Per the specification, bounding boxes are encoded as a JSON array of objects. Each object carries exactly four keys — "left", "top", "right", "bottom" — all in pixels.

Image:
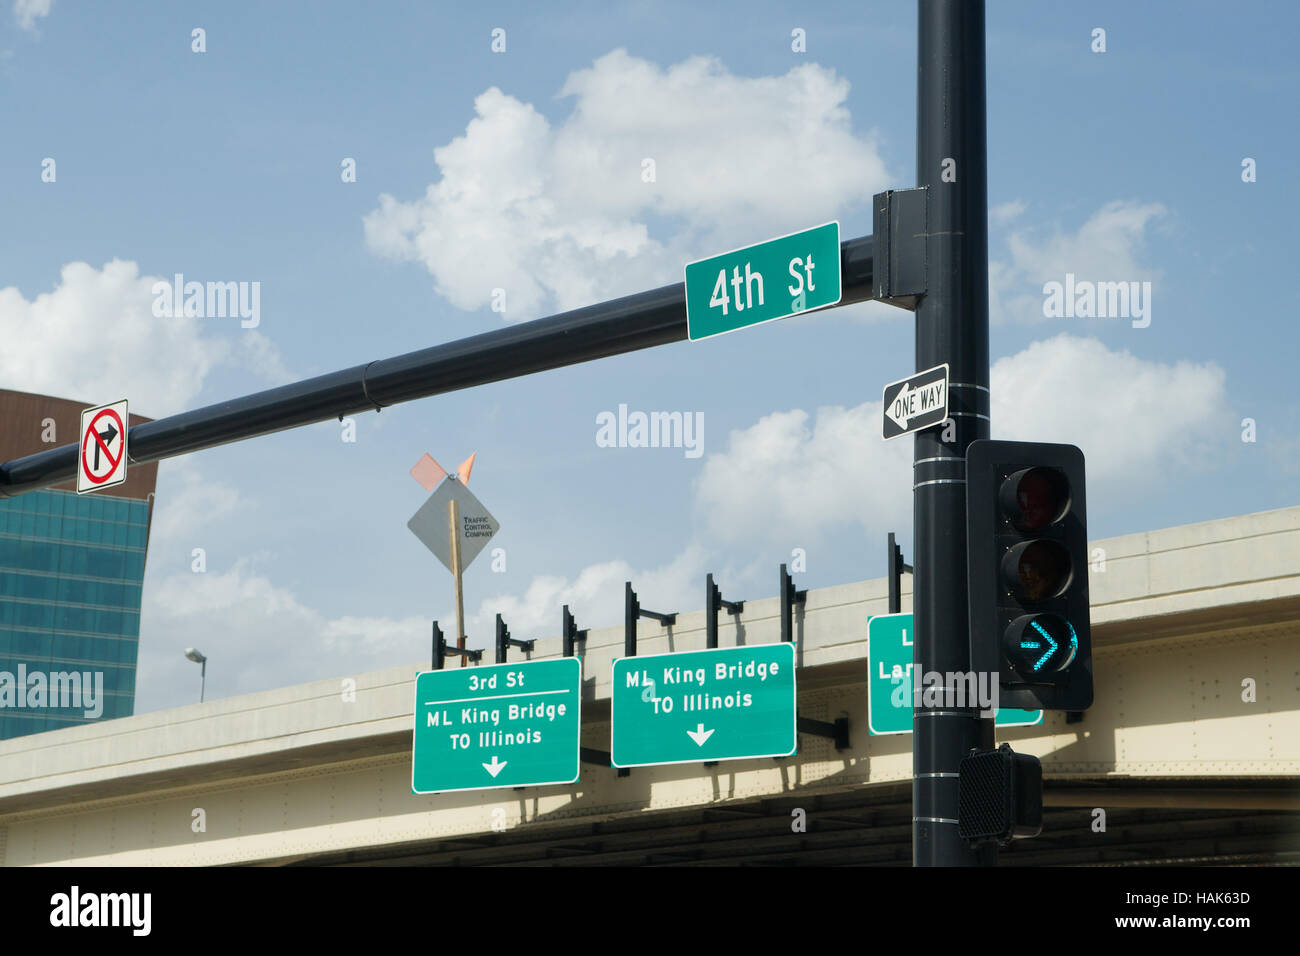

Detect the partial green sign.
[
  {"left": 867, "top": 613, "right": 1042, "bottom": 735},
  {"left": 685, "top": 222, "right": 842, "bottom": 340},
  {"left": 611, "top": 643, "right": 797, "bottom": 767},
  {"left": 412, "top": 657, "right": 581, "bottom": 793}
]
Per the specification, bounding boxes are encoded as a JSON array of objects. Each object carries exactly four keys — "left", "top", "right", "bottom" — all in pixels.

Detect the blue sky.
[{"left": 2, "top": 1, "right": 1296, "bottom": 711}]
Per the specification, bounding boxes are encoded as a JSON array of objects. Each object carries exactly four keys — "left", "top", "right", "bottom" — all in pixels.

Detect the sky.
[{"left": 1, "top": 1, "right": 1296, "bottom": 712}]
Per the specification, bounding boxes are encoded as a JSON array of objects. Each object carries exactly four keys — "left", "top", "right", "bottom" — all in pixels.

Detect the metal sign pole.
[{"left": 448, "top": 496, "right": 467, "bottom": 667}]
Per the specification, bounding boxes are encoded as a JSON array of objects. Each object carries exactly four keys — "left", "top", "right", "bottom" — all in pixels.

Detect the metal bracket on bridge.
[
  {"left": 561, "top": 604, "right": 588, "bottom": 658},
  {"left": 887, "top": 531, "right": 914, "bottom": 615},
  {"left": 625, "top": 581, "right": 676, "bottom": 657},
  {"left": 705, "top": 573, "right": 743, "bottom": 649},
  {"left": 779, "top": 563, "right": 807, "bottom": 643},
  {"left": 618, "top": 579, "right": 677, "bottom": 775},
  {"left": 494, "top": 613, "right": 535, "bottom": 663},
  {"left": 797, "top": 714, "right": 851, "bottom": 752},
  {"left": 580, "top": 747, "right": 629, "bottom": 777},
  {"left": 431, "top": 620, "right": 483, "bottom": 670},
  {"left": 560, "top": 605, "right": 628, "bottom": 776}
]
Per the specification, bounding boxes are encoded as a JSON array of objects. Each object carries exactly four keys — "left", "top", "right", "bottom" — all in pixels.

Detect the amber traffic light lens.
[{"left": 1002, "top": 539, "right": 1073, "bottom": 602}]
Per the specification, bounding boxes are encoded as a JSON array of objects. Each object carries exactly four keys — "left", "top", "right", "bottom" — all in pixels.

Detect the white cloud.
[
  {"left": 0, "top": 259, "right": 288, "bottom": 418},
  {"left": 14, "top": 0, "right": 51, "bottom": 31},
  {"left": 137, "top": 558, "right": 383, "bottom": 711},
  {"left": 990, "top": 333, "right": 1232, "bottom": 481},
  {"left": 694, "top": 403, "right": 912, "bottom": 552},
  {"left": 693, "top": 335, "right": 1231, "bottom": 552},
  {"left": 322, "top": 614, "right": 432, "bottom": 658},
  {"left": 137, "top": 463, "right": 416, "bottom": 709},
  {"left": 365, "top": 49, "right": 891, "bottom": 321},
  {"left": 236, "top": 327, "right": 294, "bottom": 386},
  {"left": 470, "top": 544, "right": 707, "bottom": 641},
  {"left": 990, "top": 200, "right": 1166, "bottom": 324},
  {"left": 991, "top": 199, "right": 1026, "bottom": 223},
  {"left": 149, "top": 464, "right": 247, "bottom": 543}
]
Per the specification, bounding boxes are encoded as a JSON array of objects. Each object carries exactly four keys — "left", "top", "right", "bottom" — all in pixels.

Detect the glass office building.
[{"left": 0, "top": 389, "right": 157, "bottom": 740}]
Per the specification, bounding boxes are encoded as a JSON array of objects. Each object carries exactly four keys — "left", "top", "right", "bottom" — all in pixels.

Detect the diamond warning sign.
[{"left": 78, "top": 400, "right": 129, "bottom": 494}]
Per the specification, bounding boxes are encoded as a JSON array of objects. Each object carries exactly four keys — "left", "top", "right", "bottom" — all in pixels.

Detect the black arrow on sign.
[{"left": 93, "top": 422, "right": 118, "bottom": 471}]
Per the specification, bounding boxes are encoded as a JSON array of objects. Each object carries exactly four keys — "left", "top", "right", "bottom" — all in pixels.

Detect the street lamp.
[{"left": 184, "top": 647, "right": 207, "bottom": 703}]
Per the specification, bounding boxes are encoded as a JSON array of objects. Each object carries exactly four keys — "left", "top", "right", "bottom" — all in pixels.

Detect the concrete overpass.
[{"left": 1, "top": 505, "right": 1299, "bottom": 866}]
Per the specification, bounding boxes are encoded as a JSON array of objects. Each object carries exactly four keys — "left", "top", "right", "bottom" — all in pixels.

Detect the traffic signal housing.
[{"left": 966, "top": 440, "right": 1092, "bottom": 710}]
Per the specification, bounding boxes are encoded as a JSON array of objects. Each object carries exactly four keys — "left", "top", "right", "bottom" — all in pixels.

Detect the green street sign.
[
  {"left": 611, "top": 643, "right": 797, "bottom": 767},
  {"left": 867, "top": 613, "right": 1042, "bottom": 735},
  {"left": 412, "top": 657, "right": 581, "bottom": 794},
  {"left": 685, "top": 222, "right": 842, "bottom": 341}
]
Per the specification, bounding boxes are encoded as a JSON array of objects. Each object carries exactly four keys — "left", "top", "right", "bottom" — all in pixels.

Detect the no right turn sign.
[{"left": 78, "top": 400, "right": 129, "bottom": 494}]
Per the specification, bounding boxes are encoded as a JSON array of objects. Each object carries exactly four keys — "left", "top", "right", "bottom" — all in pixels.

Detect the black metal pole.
[
  {"left": 624, "top": 582, "right": 637, "bottom": 658},
  {"left": 912, "top": 0, "right": 994, "bottom": 867},
  {"left": 705, "top": 573, "right": 718, "bottom": 649},
  {"left": 888, "top": 532, "right": 901, "bottom": 615},
  {"left": 0, "top": 238, "right": 874, "bottom": 499},
  {"left": 888, "top": 533, "right": 913, "bottom": 615},
  {"left": 432, "top": 620, "right": 445, "bottom": 670},
  {"left": 493, "top": 614, "right": 533, "bottom": 663},
  {"left": 561, "top": 605, "right": 587, "bottom": 657}
]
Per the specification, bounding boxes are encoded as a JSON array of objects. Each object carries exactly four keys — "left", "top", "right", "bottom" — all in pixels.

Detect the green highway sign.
[
  {"left": 867, "top": 613, "right": 1042, "bottom": 735},
  {"left": 685, "top": 222, "right": 842, "bottom": 341},
  {"left": 611, "top": 643, "right": 797, "bottom": 767},
  {"left": 412, "top": 657, "right": 581, "bottom": 794}
]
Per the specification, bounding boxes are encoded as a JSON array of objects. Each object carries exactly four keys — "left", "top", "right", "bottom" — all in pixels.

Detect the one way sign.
[
  {"left": 882, "top": 364, "right": 949, "bottom": 440},
  {"left": 78, "top": 399, "right": 129, "bottom": 494}
]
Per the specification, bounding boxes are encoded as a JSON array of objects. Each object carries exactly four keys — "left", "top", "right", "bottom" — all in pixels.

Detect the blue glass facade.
[{"left": 0, "top": 489, "right": 149, "bottom": 739}]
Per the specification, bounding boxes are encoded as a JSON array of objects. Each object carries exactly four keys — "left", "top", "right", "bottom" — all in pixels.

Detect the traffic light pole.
[{"left": 912, "top": 0, "right": 995, "bottom": 866}]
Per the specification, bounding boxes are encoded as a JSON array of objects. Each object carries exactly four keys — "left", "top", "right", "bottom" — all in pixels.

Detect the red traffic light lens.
[
  {"left": 1001, "top": 467, "right": 1070, "bottom": 531},
  {"left": 1002, "top": 539, "right": 1073, "bottom": 602}
]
